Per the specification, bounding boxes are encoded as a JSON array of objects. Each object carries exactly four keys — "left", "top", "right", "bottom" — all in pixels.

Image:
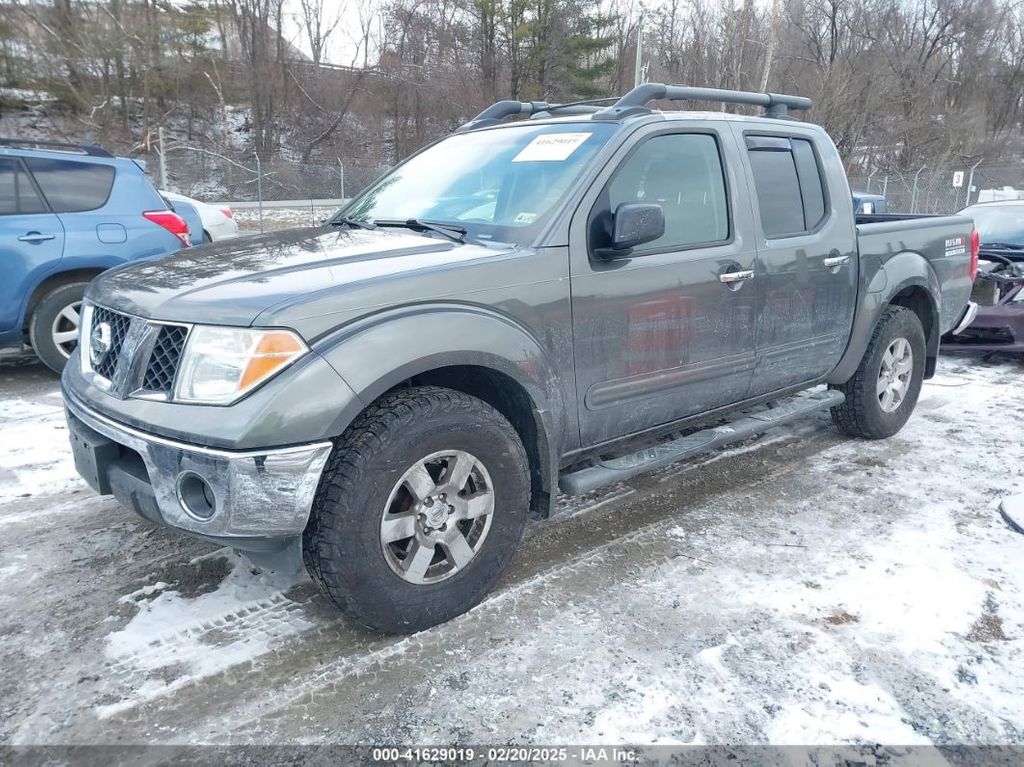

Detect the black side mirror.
[{"left": 594, "top": 203, "right": 665, "bottom": 259}]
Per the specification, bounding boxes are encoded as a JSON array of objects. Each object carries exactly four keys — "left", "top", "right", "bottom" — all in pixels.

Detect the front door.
[
  {"left": 569, "top": 125, "right": 759, "bottom": 448},
  {"left": 0, "top": 157, "right": 65, "bottom": 332},
  {"left": 733, "top": 129, "right": 857, "bottom": 394}
]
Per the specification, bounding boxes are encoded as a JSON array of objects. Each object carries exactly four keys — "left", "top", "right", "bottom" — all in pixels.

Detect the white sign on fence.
[{"left": 952, "top": 171, "right": 965, "bottom": 188}]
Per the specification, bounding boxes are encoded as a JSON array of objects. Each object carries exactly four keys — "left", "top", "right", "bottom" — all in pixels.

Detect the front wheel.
[
  {"left": 830, "top": 305, "right": 926, "bottom": 439},
  {"left": 303, "top": 386, "right": 530, "bottom": 634},
  {"left": 28, "top": 282, "right": 88, "bottom": 374}
]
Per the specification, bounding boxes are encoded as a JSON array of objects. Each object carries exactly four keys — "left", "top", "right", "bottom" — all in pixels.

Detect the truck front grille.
[
  {"left": 90, "top": 306, "right": 132, "bottom": 381},
  {"left": 85, "top": 304, "right": 190, "bottom": 398},
  {"left": 142, "top": 325, "right": 189, "bottom": 393}
]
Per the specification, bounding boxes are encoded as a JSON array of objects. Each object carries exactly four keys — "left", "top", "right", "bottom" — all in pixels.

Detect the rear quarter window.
[
  {"left": 791, "top": 139, "right": 826, "bottom": 228},
  {"left": 23, "top": 158, "right": 116, "bottom": 213}
]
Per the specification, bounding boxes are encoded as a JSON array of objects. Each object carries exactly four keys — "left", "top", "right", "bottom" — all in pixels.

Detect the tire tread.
[
  {"left": 829, "top": 305, "right": 922, "bottom": 439},
  {"left": 302, "top": 385, "right": 527, "bottom": 632}
]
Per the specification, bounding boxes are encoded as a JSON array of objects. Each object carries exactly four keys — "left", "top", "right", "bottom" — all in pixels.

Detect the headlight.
[{"left": 174, "top": 326, "right": 308, "bottom": 404}]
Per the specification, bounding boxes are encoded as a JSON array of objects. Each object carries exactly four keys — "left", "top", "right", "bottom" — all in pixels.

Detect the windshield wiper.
[
  {"left": 329, "top": 216, "right": 377, "bottom": 230},
  {"left": 980, "top": 241, "right": 1024, "bottom": 251},
  {"left": 373, "top": 218, "right": 468, "bottom": 243}
]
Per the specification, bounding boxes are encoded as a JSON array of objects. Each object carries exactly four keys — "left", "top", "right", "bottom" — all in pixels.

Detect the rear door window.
[
  {"left": 0, "top": 157, "right": 49, "bottom": 215},
  {"left": 746, "top": 135, "right": 828, "bottom": 237},
  {"left": 23, "top": 158, "right": 115, "bottom": 213}
]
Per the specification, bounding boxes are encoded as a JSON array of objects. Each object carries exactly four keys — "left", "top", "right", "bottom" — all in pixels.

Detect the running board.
[{"left": 558, "top": 389, "right": 845, "bottom": 495}]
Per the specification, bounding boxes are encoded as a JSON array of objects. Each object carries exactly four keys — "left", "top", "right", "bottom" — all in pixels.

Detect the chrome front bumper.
[{"left": 64, "top": 388, "right": 332, "bottom": 546}]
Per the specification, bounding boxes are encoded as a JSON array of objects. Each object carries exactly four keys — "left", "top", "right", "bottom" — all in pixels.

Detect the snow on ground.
[
  {"left": 0, "top": 360, "right": 82, "bottom": 503},
  {"left": 98, "top": 551, "right": 311, "bottom": 719},
  {"left": 0, "top": 351, "right": 1022, "bottom": 747},
  {"left": 233, "top": 205, "right": 337, "bottom": 233}
]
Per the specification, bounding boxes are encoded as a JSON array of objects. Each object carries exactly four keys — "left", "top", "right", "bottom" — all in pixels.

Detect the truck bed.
[{"left": 855, "top": 213, "right": 975, "bottom": 336}]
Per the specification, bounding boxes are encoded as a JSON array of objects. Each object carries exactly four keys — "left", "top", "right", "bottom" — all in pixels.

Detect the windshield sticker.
[
  {"left": 514, "top": 212, "right": 538, "bottom": 224},
  {"left": 512, "top": 133, "right": 592, "bottom": 162}
]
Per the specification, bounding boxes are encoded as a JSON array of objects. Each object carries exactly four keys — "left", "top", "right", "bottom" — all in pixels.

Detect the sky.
[{"left": 279, "top": 0, "right": 382, "bottom": 67}]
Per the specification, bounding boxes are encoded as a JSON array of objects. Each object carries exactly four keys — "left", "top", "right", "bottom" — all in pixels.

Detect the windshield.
[
  {"left": 961, "top": 204, "right": 1024, "bottom": 248},
  {"left": 336, "top": 122, "right": 617, "bottom": 245}
]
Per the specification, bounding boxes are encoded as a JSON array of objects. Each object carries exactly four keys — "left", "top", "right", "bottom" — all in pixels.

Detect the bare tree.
[{"left": 296, "top": 0, "right": 342, "bottom": 67}]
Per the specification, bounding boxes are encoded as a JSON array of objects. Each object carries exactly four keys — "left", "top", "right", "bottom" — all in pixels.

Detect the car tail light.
[
  {"left": 143, "top": 210, "right": 192, "bottom": 247},
  {"left": 220, "top": 207, "right": 234, "bottom": 219},
  {"left": 969, "top": 228, "right": 980, "bottom": 281}
]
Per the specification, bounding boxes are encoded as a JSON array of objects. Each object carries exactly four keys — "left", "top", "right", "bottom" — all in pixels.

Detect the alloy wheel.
[
  {"left": 51, "top": 301, "right": 82, "bottom": 359},
  {"left": 379, "top": 449, "right": 495, "bottom": 584},
  {"left": 877, "top": 336, "right": 913, "bottom": 413}
]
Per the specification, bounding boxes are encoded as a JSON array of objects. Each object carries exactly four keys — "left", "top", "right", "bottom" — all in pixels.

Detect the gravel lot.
[{"left": 1, "top": 350, "right": 1022, "bottom": 747}]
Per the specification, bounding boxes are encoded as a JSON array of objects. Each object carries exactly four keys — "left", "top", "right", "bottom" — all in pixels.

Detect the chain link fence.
[
  {"left": 147, "top": 145, "right": 1024, "bottom": 232},
  {"left": 847, "top": 164, "right": 1024, "bottom": 215},
  {"left": 147, "top": 147, "right": 391, "bottom": 232}
]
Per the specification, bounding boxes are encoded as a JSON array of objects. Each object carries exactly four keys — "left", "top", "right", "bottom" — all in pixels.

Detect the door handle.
[
  {"left": 823, "top": 254, "right": 851, "bottom": 270},
  {"left": 719, "top": 269, "right": 755, "bottom": 284},
  {"left": 18, "top": 232, "right": 56, "bottom": 243}
]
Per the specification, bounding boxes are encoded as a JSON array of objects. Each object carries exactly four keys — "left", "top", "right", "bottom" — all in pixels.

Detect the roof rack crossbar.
[
  {"left": 458, "top": 96, "right": 620, "bottom": 131},
  {"left": 0, "top": 137, "right": 113, "bottom": 157},
  {"left": 595, "top": 83, "right": 812, "bottom": 120},
  {"left": 530, "top": 105, "right": 606, "bottom": 119}
]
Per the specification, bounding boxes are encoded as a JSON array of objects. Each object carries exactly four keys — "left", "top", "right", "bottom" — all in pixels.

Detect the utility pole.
[
  {"left": 157, "top": 126, "right": 167, "bottom": 190},
  {"left": 633, "top": 12, "right": 645, "bottom": 88}
]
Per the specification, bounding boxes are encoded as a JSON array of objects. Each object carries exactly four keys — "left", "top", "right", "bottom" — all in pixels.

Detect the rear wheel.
[
  {"left": 28, "top": 282, "right": 88, "bottom": 374},
  {"left": 830, "top": 305, "right": 926, "bottom": 439},
  {"left": 303, "top": 386, "right": 530, "bottom": 634}
]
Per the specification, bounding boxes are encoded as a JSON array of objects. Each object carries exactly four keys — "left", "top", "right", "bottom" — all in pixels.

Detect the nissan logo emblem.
[{"left": 90, "top": 321, "right": 113, "bottom": 366}]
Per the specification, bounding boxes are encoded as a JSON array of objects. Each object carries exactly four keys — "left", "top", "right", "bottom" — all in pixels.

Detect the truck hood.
[{"left": 88, "top": 226, "right": 514, "bottom": 328}]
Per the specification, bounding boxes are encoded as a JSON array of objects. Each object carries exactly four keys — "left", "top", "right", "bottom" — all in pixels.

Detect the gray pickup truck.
[{"left": 62, "top": 84, "right": 978, "bottom": 634}]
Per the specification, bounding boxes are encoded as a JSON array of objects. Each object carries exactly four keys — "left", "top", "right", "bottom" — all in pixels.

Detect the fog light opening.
[{"left": 177, "top": 472, "right": 216, "bottom": 520}]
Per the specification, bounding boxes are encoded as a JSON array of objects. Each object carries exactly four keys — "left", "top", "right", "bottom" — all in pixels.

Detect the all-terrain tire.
[
  {"left": 302, "top": 386, "right": 530, "bottom": 634},
  {"left": 28, "top": 282, "right": 88, "bottom": 374},
  {"left": 830, "top": 305, "right": 926, "bottom": 439}
]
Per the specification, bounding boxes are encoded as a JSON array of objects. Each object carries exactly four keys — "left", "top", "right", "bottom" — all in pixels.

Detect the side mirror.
[{"left": 595, "top": 203, "right": 665, "bottom": 259}]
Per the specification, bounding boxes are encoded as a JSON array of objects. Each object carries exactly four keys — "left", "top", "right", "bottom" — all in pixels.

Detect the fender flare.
[
  {"left": 312, "top": 302, "right": 568, "bottom": 504},
  {"left": 828, "top": 251, "right": 941, "bottom": 384}
]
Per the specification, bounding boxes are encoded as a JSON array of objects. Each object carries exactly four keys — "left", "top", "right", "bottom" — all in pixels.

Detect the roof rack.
[
  {"left": 0, "top": 137, "right": 113, "bottom": 157},
  {"left": 458, "top": 97, "right": 620, "bottom": 131},
  {"left": 459, "top": 85, "right": 811, "bottom": 132},
  {"left": 594, "top": 83, "right": 812, "bottom": 120}
]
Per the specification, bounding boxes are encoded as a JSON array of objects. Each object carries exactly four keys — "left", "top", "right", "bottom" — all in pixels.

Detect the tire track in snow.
[
  {"left": 87, "top": 428, "right": 818, "bottom": 728},
  {"left": 89, "top": 423, "right": 835, "bottom": 740}
]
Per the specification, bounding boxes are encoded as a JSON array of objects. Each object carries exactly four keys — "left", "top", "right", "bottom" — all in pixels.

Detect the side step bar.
[{"left": 558, "top": 389, "right": 845, "bottom": 495}]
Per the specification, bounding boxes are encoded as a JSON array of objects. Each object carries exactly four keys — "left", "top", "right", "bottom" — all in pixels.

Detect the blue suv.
[{"left": 0, "top": 139, "right": 200, "bottom": 372}]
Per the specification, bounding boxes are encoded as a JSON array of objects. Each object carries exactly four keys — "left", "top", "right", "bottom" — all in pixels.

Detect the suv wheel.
[
  {"left": 303, "top": 386, "right": 530, "bottom": 634},
  {"left": 28, "top": 282, "right": 88, "bottom": 374},
  {"left": 830, "top": 305, "right": 926, "bottom": 439}
]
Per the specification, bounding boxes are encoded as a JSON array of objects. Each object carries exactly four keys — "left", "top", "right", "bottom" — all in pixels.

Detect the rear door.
[
  {"left": 569, "top": 122, "right": 759, "bottom": 447},
  {"left": 22, "top": 156, "right": 124, "bottom": 271},
  {"left": 0, "top": 157, "right": 65, "bottom": 332},
  {"left": 732, "top": 127, "right": 857, "bottom": 394}
]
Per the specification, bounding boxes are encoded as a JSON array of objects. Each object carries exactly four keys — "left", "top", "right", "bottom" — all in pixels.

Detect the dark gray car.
[{"left": 62, "top": 84, "right": 977, "bottom": 634}]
